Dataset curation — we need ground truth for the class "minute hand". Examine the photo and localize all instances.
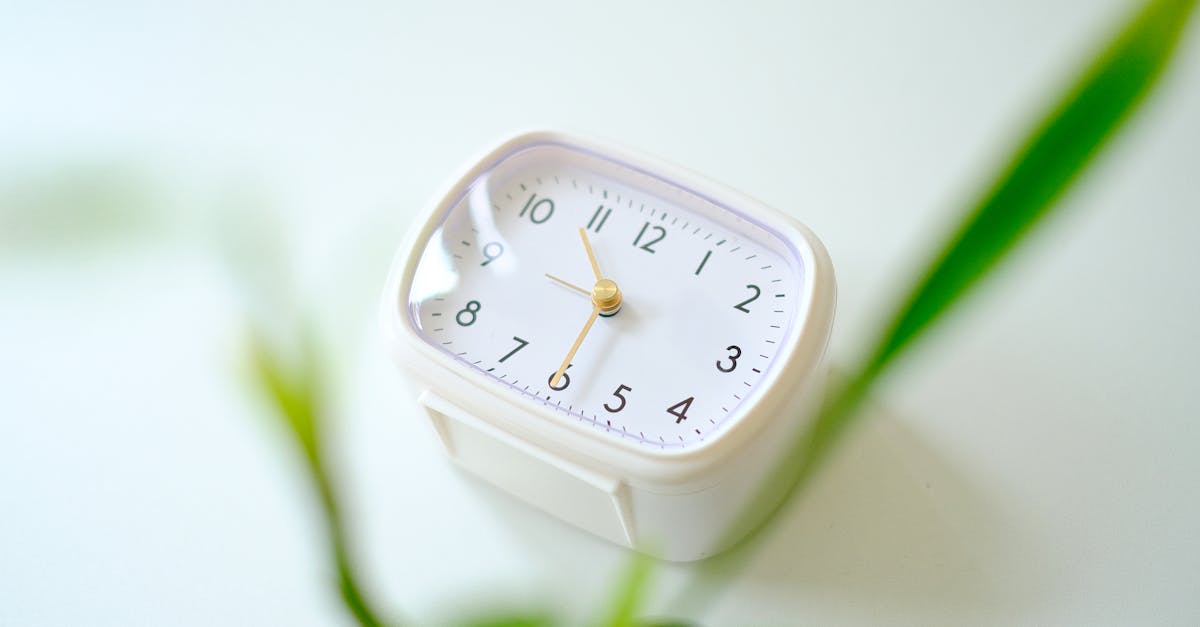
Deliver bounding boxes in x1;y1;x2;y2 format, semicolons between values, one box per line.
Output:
551;305;600;388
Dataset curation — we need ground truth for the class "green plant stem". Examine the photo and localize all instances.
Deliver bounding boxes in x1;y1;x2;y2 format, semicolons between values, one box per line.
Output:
598;553;651;627
249;329;395;627
312;456;389;627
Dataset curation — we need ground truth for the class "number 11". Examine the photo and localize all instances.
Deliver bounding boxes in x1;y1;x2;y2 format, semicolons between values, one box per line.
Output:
587;205;612;232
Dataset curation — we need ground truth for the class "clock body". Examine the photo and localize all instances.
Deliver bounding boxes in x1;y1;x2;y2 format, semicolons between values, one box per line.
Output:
381;131;835;560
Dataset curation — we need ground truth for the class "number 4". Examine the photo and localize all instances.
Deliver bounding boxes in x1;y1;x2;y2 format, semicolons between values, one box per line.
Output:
667;396;694;423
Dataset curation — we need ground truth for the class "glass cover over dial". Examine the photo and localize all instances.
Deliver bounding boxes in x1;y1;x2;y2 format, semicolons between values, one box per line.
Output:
406;142;805;450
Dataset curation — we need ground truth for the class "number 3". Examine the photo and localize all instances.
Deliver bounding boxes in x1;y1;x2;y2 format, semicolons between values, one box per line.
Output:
716;345;741;373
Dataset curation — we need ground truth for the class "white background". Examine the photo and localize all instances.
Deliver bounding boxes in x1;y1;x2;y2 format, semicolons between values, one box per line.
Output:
2;1;1198;625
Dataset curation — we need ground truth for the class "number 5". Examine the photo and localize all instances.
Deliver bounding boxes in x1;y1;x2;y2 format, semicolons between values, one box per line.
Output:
604;384;632;413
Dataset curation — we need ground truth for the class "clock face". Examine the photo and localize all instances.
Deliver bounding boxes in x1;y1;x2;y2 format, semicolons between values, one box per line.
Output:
405;141;806;450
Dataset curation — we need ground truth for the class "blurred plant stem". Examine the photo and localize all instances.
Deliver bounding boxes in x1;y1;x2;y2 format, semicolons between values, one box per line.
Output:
248;326;394;627
667;0;1197;616
598;553;651;627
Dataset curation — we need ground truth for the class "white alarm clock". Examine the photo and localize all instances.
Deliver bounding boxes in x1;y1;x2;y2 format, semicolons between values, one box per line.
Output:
381;131;835;561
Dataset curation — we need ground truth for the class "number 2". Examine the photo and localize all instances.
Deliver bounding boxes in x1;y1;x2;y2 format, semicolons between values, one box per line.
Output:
734;284;760;313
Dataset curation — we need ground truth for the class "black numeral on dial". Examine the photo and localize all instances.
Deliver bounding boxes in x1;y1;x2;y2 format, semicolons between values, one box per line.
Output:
632;222;666;253
548;365;572;391
734;284;760;313
695;250;712;275
499;336;528;362
716;345;742;372
604;384;632;413
519;193;554;224
456;300;481;326
480;241;504;266
667;396;694;424
587;205;612;232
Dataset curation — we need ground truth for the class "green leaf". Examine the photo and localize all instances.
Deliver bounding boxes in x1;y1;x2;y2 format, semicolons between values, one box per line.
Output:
862;0;1197;380
805;0;1199;474
672;0;1198;615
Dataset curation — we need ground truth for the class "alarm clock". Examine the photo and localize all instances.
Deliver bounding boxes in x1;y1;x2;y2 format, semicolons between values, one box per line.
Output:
380;131;835;561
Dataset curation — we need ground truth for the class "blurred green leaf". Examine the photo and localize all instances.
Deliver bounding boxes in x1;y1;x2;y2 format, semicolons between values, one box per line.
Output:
599;553;652;627
248;329;320;461
673;0;1197;615
0;163;159;254
862;0;1197;381
806;0;1198;481
244;311;394;627
455;613;558;627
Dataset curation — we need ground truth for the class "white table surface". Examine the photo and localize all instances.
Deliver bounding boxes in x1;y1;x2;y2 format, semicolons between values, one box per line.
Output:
3;1;1198;625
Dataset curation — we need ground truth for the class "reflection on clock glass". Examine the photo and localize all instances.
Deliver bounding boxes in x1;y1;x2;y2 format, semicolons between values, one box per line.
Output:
407;143;804;449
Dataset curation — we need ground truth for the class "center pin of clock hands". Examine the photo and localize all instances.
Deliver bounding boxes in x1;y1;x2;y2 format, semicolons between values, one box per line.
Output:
548;228;623;388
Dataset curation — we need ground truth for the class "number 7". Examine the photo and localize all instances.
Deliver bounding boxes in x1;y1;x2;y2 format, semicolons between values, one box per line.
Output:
499;336;529;363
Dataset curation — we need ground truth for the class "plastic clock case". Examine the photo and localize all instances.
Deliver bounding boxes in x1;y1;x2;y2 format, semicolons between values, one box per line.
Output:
380;130;836;562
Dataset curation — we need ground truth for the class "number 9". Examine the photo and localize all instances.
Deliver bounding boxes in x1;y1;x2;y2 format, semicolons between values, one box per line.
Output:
480;241;504;266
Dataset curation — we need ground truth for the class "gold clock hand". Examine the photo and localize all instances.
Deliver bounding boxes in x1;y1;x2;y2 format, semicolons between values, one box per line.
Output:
579;227;603;281
551;305;600;388
549;228;626;389
544;273;591;297
576;226;623;315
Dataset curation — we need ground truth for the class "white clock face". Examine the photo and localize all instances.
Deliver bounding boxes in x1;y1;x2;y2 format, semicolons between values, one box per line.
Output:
406;142;806;450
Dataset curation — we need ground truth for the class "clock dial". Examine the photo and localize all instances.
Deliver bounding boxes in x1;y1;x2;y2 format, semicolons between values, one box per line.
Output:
406;143;804;450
